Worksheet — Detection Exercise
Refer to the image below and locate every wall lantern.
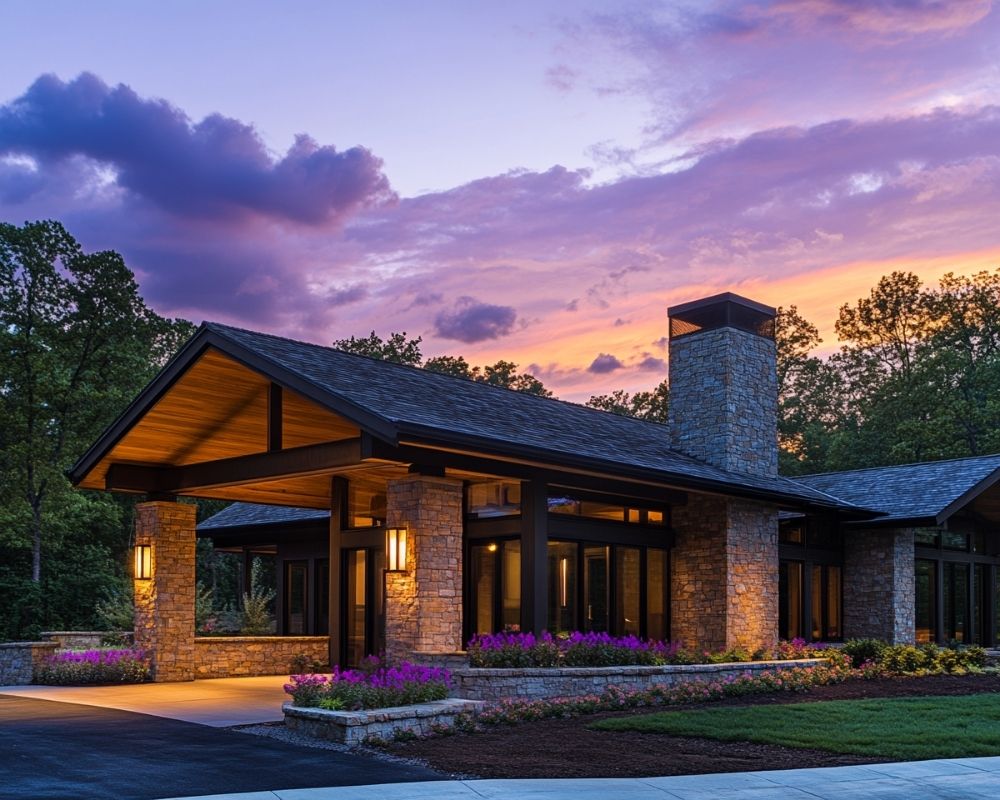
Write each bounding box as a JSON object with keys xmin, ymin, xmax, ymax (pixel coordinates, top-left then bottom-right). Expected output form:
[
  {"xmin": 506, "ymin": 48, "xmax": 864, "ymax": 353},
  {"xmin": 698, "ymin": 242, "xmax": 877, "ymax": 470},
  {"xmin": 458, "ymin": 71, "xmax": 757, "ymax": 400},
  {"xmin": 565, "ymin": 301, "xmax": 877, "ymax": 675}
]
[
  {"xmin": 134, "ymin": 544, "xmax": 152, "ymax": 580},
  {"xmin": 386, "ymin": 527, "xmax": 408, "ymax": 572}
]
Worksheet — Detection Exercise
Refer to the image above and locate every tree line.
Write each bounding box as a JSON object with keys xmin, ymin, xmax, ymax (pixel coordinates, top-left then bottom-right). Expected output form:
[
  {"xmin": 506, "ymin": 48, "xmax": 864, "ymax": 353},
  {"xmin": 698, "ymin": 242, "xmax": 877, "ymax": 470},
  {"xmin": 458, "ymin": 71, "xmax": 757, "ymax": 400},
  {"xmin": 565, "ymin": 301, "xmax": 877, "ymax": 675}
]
[{"xmin": 3, "ymin": 218, "xmax": 999, "ymax": 639}]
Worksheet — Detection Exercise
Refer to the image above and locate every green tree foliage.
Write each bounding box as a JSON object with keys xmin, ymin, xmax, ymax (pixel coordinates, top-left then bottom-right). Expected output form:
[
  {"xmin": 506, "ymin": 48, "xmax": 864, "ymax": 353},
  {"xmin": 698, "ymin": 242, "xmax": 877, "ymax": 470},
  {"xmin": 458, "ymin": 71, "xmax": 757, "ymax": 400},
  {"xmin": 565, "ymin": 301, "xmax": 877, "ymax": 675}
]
[
  {"xmin": 0, "ymin": 220, "xmax": 193, "ymax": 639},
  {"xmin": 585, "ymin": 380, "xmax": 670, "ymax": 422},
  {"xmin": 333, "ymin": 331, "xmax": 552, "ymax": 396},
  {"xmin": 780, "ymin": 269, "xmax": 1000, "ymax": 473}
]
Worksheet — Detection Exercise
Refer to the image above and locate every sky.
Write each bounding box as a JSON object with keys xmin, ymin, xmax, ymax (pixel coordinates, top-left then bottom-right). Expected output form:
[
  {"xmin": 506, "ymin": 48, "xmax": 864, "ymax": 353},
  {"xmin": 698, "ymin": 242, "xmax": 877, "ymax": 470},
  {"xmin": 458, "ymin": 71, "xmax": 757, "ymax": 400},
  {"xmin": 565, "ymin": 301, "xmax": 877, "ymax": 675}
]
[{"xmin": 1, "ymin": 0, "xmax": 999, "ymax": 402}]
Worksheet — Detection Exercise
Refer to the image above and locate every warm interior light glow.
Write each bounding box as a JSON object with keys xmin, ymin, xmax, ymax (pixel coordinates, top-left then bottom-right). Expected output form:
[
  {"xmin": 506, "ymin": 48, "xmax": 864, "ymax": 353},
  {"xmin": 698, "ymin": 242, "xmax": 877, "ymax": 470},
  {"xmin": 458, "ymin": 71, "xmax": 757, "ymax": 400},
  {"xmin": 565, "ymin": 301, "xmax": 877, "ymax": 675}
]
[
  {"xmin": 487, "ymin": 542, "xmax": 498, "ymax": 552},
  {"xmin": 386, "ymin": 527, "xmax": 408, "ymax": 572},
  {"xmin": 559, "ymin": 557, "xmax": 568, "ymax": 608},
  {"xmin": 134, "ymin": 544, "xmax": 152, "ymax": 580}
]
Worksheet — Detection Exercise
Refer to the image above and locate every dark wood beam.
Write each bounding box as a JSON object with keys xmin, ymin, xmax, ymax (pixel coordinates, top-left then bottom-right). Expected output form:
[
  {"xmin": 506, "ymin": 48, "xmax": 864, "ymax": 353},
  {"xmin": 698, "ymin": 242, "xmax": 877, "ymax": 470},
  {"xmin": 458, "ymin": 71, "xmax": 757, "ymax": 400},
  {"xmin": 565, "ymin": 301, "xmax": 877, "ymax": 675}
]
[
  {"xmin": 268, "ymin": 383, "xmax": 283, "ymax": 452},
  {"xmin": 369, "ymin": 439, "xmax": 688, "ymax": 507},
  {"xmin": 328, "ymin": 476, "xmax": 346, "ymax": 669},
  {"xmin": 106, "ymin": 437, "xmax": 365, "ymax": 494}
]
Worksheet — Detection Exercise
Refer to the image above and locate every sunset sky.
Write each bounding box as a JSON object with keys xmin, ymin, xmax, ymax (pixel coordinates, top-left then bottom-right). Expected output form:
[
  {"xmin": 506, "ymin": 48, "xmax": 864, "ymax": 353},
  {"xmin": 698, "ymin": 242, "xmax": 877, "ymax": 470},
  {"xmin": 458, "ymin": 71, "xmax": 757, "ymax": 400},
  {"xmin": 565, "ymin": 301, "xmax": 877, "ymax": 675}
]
[{"xmin": 2, "ymin": 0, "xmax": 999, "ymax": 401}]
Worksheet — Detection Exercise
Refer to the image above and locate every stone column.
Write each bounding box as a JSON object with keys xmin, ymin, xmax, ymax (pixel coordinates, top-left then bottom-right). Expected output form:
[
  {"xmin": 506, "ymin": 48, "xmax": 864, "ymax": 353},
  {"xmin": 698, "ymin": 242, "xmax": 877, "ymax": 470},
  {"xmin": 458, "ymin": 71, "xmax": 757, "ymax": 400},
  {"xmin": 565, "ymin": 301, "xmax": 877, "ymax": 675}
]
[
  {"xmin": 384, "ymin": 475, "xmax": 464, "ymax": 664},
  {"xmin": 671, "ymin": 494, "xmax": 778, "ymax": 652},
  {"xmin": 843, "ymin": 528, "xmax": 915, "ymax": 644},
  {"xmin": 134, "ymin": 501, "xmax": 197, "ymax": 682}
]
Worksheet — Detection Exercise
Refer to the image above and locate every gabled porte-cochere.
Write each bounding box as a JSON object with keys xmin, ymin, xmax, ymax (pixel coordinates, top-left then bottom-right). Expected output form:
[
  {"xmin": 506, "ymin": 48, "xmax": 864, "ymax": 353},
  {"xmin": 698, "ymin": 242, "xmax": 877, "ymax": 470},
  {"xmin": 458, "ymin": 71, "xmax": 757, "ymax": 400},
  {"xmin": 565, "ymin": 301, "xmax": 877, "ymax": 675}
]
[{"xmin": 71, "ymin": 293, "xmax": 1000, "ymax": 681}]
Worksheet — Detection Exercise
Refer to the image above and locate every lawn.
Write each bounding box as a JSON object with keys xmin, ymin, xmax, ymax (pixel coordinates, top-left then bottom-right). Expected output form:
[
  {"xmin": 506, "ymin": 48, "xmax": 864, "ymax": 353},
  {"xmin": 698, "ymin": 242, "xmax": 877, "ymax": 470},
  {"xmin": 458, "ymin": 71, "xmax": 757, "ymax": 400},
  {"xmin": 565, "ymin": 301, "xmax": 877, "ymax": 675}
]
[{"xmin": 591, "ymin": 693, "xmax": 1000, "ymax": 760}]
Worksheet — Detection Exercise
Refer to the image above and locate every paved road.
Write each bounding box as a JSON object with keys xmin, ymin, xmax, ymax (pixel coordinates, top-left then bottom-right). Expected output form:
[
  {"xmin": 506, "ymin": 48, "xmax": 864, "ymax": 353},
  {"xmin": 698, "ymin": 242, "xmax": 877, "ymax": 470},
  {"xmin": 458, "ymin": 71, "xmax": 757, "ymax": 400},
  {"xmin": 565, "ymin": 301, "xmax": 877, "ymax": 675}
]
[{"xmin": 0, "ymin": 696, "xmax": 438, "ymax": 800}]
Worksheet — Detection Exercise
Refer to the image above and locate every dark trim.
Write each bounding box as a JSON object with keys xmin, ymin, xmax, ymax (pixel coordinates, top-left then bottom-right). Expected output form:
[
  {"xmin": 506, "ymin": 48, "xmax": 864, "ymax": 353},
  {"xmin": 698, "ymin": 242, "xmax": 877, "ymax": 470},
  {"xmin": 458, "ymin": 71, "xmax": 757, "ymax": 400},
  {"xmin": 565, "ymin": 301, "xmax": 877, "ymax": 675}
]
[
  {"xmin": 106, "ymin": 438, "xmax": 365, "ymax": 493},
  {"xmin": 387, "ymin": 433, "xmax": 874, "ymax": 516},
  {"xmin": 521, "ymin": 480, "xmax": 548, "ymax": 635},
  {"xmin": 466, "ymin": 517, "xmax": 523, "ymax": 538},
  {"xmin": 328, "ymin": 477, "xmax": 346, "ymax": 668},
  {"xmin": 268, "ymin": 383, "xmax": 283, "ymax": 452},
  {"xmin": 668, "ymin": 292, "xmax": 775, "ymax": 318},
  {"xmin": 548, "ymin": 516, "xmax": 675, "ymax": 547}
]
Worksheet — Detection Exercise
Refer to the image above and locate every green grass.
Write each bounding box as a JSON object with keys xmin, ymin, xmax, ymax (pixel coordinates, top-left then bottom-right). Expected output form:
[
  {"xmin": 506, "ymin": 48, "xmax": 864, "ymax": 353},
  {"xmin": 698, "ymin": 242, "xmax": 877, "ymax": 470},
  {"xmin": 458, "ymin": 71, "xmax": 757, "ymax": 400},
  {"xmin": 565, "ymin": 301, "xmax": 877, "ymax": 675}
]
[{"xmin": 591, "ymin": 694, "xmax": 1000, "ymax": 760}]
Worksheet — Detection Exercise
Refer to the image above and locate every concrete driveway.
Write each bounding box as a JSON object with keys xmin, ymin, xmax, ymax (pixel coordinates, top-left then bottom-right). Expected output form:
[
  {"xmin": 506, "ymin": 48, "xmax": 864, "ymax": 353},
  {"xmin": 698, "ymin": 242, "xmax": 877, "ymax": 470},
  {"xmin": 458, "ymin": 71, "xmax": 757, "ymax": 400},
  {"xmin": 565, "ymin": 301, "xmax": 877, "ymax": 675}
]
[
  {"xmin": 0, "ymin": 695, "xmax": 439, "ymax": 800},
  {"xmin": 0, "ymin": 675, "xmax": 289, "ymax": 726}
]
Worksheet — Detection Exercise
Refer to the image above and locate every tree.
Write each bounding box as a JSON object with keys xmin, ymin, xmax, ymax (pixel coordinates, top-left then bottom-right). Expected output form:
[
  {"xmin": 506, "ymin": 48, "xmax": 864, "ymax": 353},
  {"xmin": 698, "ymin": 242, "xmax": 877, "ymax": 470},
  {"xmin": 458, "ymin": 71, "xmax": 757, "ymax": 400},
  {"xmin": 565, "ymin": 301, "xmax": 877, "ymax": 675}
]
[
  {"xmin": 0, "ymin": 220, "xmax": 193, "ymax": 624},
  {"xmin": 586, "ymin": 380, "xmax": 669, "ymax": 422},
  {"xmin": 332, "ymin": 330, "xmax": 423, "ymax": 365},
  {"xmin": 335, "ymin": 331, "xmax": 552, "ymax": 395}
]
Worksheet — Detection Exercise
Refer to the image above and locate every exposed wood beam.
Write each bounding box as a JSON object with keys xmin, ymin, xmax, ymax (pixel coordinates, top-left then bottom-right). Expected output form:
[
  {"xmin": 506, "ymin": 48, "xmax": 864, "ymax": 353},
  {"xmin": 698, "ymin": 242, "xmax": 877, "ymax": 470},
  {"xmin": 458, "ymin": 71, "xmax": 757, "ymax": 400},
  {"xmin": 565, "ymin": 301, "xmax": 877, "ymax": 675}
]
[
  {"xmin": 369, "ymin": 439, "xmax": 688, "ymax": 506},
  {"xmin": 268, "ymin": 383, "xmax": 283, "ymax": 452},
  {"xmin": 106, "ymin": 437, "xmax": 365, "ymax": 494}
]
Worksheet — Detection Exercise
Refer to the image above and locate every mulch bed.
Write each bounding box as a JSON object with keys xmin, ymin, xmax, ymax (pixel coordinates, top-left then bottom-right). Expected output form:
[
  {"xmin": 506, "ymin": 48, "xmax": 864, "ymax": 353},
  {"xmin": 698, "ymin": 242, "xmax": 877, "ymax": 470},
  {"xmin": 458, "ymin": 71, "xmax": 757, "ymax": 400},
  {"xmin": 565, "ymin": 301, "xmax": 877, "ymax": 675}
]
[{"xmin": 383, "ymin": 674, "xmax": 1000, "ymax": 778}]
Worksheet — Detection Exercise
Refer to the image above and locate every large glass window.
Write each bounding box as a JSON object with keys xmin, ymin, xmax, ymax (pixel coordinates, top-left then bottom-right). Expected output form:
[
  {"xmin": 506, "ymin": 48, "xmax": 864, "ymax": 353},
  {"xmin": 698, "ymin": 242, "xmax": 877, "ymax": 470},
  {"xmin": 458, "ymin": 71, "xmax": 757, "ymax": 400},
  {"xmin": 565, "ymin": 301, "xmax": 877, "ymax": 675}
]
[
  {"xmin": 943, "ymin": 562, "xmax": 969, "ymax": 642},
  {"xmin": 344, "ymin": 550, "xmax": 367, "ymax": 666},
  {"xmin": 583, "ymin": 545, "xmax": 609, "ymax": 632},
  {"xmin": 285, "ymin": 560, "xmax": 308, "ymax": 635},
  {"xmin": 615, "ymin": 547, "xmax": 641, "ymax": 636},
  {"xmin": 915, "ymin": 558, "xmax": 936, "ymax": 643},
  {"xmin": 779, "ymin": 561, "xmax": 803, "ymax": 640},
  {"xmin": 466, "ymin": 481, "xmax": 521, "ymax": 518},
  {"xmin": 468, "ymin": 541, "xmax": 522, "ymax": 635},
  {"xmin": 502, "ymin": 541, "xmax": 521, "ymax": 630},
  {"xmin": 470, "ymin": 545, "xmax": 496, "ymax": 635},
  {"xmin": 646, "ymin": 548, "xmax": 669, "ymax": 641},
  {"xmin": 548, "ymin": 541, "xmax": 578, "ymax": 633},
  {"xmin": 548, "ymin": 492, "xmax": 667, "ymax": 527},
  {"xmin": 348, "ymin": 478, "xmax": 386, "ymax": 528}
]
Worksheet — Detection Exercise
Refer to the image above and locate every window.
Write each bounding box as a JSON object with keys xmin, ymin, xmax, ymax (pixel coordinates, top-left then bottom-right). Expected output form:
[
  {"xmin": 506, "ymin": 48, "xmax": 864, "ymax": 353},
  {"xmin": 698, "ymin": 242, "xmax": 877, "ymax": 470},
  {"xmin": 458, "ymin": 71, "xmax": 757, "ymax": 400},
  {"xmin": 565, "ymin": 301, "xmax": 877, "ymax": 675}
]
[
  {"xmin": 467, "ymin": 540, "xmax": 522, "ymax": 635},
  {"xmin": 547, "ymin": 492, "xmax": 668, "ymax": 527},
  {"xmin": 466, "ymin": 481, "xmax": 521, "ymax": 518},
  {"xmin": 646, "ymin": 549, "xmax": 669, "ymax": 641},
  {"xmin": 284, "ymin": 561, "xmax": 308, "ymax": 635},
  {"xmin": 348, "ymin": 477, "xmax": 386, "ymax": 528},
  {"xmin": 915, "ymin": 559, "xmax": 936, "ymax": 643},
  {"xmin": 547, "ymin": 541, "xmax": 578, "ymax": 633},
  {"xmin": 943, "ymin": 562, "xmax": 969, "ymax": 642},
  {"xmin": 779, "ymin": 561, "xmax": 803, "ymax": 640}
]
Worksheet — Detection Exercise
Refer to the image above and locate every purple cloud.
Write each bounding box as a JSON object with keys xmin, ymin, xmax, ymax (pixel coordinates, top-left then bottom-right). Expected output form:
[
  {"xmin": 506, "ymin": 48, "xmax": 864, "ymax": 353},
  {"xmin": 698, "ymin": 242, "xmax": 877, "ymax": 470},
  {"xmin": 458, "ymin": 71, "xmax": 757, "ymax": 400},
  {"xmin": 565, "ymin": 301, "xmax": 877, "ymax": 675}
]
[
  {"xmin": 0, "ymin": 73, "xmax": 395, "ymax": 224},
  {"xmin": 434, "ymin": 297, "xmax": 518, "ymax": 343},
  {"xmin": 328, "ymin": 284, "xmax": 368, "ymax": 305},
  {"xmin": 588, "ymin": 353, "xmax": 624, "ymax": 373},
  {"xmin": 637, "ymin": 356, "xmax": 666, "ymax": 371}
]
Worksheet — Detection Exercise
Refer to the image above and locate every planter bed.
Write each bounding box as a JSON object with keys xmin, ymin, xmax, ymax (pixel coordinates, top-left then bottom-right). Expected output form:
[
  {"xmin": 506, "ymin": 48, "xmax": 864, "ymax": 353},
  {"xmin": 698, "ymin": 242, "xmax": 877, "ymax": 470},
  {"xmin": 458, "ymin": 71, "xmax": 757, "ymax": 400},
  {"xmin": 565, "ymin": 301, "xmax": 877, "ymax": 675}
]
[
  {"xmin": 451, "ymin": 658, "xmax": 828, "ymax": 701},
  {"xmin": 283, "ymin": 698, "xmax": 484, "ymax": 745}
]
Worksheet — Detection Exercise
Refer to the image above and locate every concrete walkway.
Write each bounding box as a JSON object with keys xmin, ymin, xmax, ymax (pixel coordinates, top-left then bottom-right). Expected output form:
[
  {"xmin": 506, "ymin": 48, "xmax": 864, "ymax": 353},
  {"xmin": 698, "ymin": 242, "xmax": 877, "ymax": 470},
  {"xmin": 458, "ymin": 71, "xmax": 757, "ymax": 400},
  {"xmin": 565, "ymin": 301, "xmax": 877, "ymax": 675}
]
[
  {"xmin": 0, "ymin": 675, "xmax": 289, "ymax": 726},
  {"xmin": 162, "ymin": 758, "xmax": 1000, "ymax": 799}
]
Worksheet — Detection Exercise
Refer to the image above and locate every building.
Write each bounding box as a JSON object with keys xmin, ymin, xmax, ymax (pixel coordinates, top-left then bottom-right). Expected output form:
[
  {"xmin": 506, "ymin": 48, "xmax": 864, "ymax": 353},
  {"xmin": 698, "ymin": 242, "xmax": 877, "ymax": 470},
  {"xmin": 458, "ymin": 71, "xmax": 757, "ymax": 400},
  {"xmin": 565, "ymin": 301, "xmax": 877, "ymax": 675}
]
[{"xmin": 69, "ymin": 293, "xmax": 1000, "ymax": 681}]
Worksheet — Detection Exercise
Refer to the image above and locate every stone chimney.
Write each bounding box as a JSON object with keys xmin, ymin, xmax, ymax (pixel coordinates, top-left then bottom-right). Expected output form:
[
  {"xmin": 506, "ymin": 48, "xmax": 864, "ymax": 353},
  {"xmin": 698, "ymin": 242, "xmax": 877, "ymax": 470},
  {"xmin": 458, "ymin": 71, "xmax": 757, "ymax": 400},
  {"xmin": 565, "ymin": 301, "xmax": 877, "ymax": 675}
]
[{"xmin": 667, "ymin": 292, "xmax": 778, "ymax": 477}]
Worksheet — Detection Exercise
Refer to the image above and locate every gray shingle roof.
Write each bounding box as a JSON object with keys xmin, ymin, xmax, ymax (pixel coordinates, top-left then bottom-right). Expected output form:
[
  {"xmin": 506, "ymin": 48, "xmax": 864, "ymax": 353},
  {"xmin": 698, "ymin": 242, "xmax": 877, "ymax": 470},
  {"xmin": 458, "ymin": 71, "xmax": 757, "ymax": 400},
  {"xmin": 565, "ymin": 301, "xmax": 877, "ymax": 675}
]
[
  {"xmin": 198, "ymin": 503, "xmax": 329, "ymax": 531},
  {"xmin": 204, "ymin": 322, "xmax": 863, "ymax": 512},
  {"xmin": 796, "ymin": 454, "xmax": 1000, "ymax": 525}
]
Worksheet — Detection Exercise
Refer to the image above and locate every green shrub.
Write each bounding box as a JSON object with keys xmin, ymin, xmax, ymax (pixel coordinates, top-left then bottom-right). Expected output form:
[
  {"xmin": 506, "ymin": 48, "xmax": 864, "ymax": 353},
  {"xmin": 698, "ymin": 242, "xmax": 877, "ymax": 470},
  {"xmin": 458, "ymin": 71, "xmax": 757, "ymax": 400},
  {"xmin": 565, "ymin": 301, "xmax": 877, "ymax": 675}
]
[
  {"xmin": 877, "ymin": 643, "xmax": 985, "ymax": 675},
  {"xmin": 34, "ymin": 648, "xmax": 149, "ymax": 685},
  {"xmin": 842, "ymin": 638, "xmax": 888, "ymax": 668},
  {"xmin": 240, "ymin": 557, "xmax": 275, "ymax": 635}
]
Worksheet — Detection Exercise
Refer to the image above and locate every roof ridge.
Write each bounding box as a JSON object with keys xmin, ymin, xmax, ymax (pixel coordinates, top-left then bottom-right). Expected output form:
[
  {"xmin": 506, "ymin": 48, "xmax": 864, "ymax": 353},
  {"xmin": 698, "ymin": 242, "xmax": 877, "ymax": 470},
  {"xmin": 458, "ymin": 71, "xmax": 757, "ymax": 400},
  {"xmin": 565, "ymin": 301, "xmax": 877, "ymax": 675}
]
[
  {"xmin": 797, "ymin": 452, "xmax": 1000, "ymax": 479},
  {"xmin": 203, "ymin": 320, "xmax": 679, "ymax": 434}
]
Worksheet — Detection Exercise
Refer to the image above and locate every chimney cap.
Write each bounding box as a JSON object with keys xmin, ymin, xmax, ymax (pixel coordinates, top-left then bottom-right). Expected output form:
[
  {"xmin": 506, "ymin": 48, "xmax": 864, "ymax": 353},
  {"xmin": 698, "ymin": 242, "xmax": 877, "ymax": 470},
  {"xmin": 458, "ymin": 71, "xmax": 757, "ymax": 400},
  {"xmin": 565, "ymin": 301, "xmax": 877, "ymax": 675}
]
[
  {"xmin": 667, "ymin": 291, "xmax": 776, "ymax": 318},
  {"xmin": 667, "ymin": 292, "xmax": 776, "ymax": 340}
]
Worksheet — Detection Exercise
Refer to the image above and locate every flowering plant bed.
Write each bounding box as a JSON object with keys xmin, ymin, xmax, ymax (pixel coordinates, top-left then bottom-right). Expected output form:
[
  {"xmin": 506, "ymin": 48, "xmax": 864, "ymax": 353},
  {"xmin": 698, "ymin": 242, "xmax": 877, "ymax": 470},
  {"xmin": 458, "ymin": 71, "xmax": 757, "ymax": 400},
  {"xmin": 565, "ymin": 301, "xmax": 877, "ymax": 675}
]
[
  {"xmin": 33, "ymin": 648, "xmax": 149, "ymax": 685},
  {"xmin": 284, "ymin": 660, "xmax": 451, "ymax": 710},
  {"xmin": 467, "ymin": 631, "xmax": 823, "ymax": 668}
]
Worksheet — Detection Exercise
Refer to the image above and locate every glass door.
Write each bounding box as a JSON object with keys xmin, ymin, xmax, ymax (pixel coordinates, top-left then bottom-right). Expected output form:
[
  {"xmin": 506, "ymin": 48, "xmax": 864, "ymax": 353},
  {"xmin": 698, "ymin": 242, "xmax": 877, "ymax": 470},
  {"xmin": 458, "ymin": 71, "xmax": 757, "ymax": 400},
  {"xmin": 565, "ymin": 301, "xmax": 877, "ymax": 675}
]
[{"xmin": 341, "ymin": 548, "xmax": 385, "ymax": 667}]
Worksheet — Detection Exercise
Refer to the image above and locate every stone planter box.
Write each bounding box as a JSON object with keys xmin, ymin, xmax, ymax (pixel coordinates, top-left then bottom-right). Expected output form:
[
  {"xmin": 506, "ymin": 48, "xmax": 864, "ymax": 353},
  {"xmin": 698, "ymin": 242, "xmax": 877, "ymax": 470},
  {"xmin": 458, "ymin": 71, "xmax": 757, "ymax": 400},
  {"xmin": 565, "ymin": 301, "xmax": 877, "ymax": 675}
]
[
  {"xmin": 194, "ymin": 635, "xmax": 328, "ymax": 678},
  {"xmin": 451, "ymin": 658, "xmax": 828, "ymax": 701},
  {"xmin": 283, "ymin": 698, "xmax": 484, "ymax": 745},
  {"xmin": 0, "ymin": 641, "xmax": 59, "ymax": 686}
]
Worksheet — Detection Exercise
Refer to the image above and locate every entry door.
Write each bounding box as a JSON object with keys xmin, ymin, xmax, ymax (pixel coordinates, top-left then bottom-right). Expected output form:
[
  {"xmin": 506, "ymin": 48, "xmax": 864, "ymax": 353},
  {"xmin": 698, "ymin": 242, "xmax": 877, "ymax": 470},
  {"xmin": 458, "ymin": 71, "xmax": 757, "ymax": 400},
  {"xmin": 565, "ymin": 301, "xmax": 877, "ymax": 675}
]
[{"xmin": 341, "ymin": 548, "xmax": 385, "ymax": 667}]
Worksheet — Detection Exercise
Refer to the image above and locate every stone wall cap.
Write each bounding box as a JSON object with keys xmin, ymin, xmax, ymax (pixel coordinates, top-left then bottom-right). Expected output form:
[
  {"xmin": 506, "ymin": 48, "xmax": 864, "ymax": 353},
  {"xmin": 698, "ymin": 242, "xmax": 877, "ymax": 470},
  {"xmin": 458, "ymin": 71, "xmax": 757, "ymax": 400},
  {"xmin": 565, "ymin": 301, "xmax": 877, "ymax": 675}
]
[
  {"xmin": 453, "ymin": 658, "xmax": 826, "ymax": 678},
  {"xmin": 0, "ymin": 641, "xmax": 59, "ymax": 649},
  {"xmin": 283, "ymin": 697, "xmax": 483, "ymax": 724},
  {"xmin": 195, "ymin": 636, "xmax": 329, "ymax": 643}
]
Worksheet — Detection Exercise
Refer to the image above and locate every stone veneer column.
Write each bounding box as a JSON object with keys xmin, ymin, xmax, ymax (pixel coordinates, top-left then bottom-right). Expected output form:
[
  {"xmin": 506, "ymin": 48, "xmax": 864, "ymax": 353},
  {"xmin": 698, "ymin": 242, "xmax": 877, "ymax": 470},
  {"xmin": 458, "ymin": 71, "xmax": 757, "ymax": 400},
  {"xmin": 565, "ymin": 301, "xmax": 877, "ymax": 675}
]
[
  {"xmin": 843, "ymin": 528, "xmax": 915, "ymax": 644},
  {"xmin": 134, "ymin": 501, "xmax": 196, "ymax": 682},
  {"xmin": 384, "ymin": 475, "xmax": 464, "ymax": 664},
  {"xmin": 671, "ymin": 494, "xmax": 778, "ymax": 652}
]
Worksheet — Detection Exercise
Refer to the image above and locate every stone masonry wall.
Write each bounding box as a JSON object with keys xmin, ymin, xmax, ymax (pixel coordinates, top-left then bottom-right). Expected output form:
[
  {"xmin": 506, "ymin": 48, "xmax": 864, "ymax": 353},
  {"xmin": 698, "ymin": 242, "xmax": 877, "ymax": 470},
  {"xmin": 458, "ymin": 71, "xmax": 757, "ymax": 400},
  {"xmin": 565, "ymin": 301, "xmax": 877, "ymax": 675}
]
[
  {"xmin": 194, "ymin": 636, "xmax": 329, "ymax": 678},
  {"xmin": 0, "ymin": 642, "xmax": 58, "ymax": 685},
  {"xmin": 843, "ymin": 528, "xmax": 915, "ymax": 644},
  {"xmin": 385, "ymin": 475, "xmax": 464, "ymax": 664},
  {"xmin": 452, "ymin": 659, "xmax": 825, "ymax": 702},
  {"xmin": 134, "ymin": 501, "xmax": 197, "ymax": 682},
  {"xmin": 668, "ymin": 326, "xmax": 778, "ymax": 477},
  {"xmin": 671, "ymin": 494, "xmax": 778, "ymax": 652},
  {"xmin": 727, "ymin": 500, "xmax": 779, "ymax": 649},
  {"xmin": 40, "ymin": 631, "xmax": 133, "ymax": 649}
]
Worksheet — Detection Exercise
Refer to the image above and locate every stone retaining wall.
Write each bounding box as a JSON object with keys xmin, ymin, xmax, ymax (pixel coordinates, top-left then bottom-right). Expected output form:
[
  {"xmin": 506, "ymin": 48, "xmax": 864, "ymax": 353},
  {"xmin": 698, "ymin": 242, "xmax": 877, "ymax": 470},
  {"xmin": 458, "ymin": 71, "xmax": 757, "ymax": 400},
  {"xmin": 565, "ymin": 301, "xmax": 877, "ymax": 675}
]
[
  {"xmin": 40, "ymin": 631, "xmax": 133, "ymax": 649},
  {"xmin": 283, "ymin": 698, "xmax": 484, "ymax": 745},
  {"xmin": 451, "ymin": 658, "xmax": 827, "ymax": 701},
  {"xmin": 193, "ymin": 636, "xmax": 329, "ymax": 678},
  {"xmin": 0, "ymin": 642, "xmax": 58, "ymax": 686}
]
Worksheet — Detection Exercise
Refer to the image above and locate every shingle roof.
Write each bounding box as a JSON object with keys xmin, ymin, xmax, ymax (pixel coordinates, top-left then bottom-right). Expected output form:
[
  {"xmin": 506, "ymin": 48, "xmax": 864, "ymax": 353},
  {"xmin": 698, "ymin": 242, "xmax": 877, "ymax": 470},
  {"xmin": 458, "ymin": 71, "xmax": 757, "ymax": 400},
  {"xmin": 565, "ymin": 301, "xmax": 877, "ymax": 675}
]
[
  {"xmin": 198, "ymin": 503, "xmax": 329, "ymax": 531},
  {"xmin": 203, "ymin": 322, "xmax": 865, "ymax": 512},
  {"xmin": 796, "ymin": 454, "xmax": 1000, "ymax": 525}
]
